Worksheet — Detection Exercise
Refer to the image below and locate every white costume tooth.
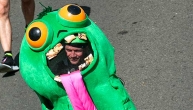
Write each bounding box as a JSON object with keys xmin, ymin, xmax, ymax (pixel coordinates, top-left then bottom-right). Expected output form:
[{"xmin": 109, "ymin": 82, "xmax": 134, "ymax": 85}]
[
  {"xmin": 78, "ymin": 33, "xmax": 87, "ymax": 40},
  {"xmin": 54, "ymin": 76, "xmax": 61, "ymax": 82},
  {"xmin": 46, "ymin": 49, "xmax": 56, "ymax": 60},
  {"xmin": 64, "ymin": 35, "xmax": 76, "ymax": 43},
  {"xmin": 84, "ymin": 54, "xmax": 93, "ymax": 65},
  {"xmin": 46, "ymin": 43, "xmax": 63, "ymax": 60},
  {"xmin": 78, "ymin": 54, "xmax": 93, "ymax": 70}
]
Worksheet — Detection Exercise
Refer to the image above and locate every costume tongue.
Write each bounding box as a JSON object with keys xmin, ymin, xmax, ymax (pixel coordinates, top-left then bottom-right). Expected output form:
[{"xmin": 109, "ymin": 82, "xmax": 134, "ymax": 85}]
[{"xmin": 60, "ymin": 70, "xmax": 97, "ymax": 110}]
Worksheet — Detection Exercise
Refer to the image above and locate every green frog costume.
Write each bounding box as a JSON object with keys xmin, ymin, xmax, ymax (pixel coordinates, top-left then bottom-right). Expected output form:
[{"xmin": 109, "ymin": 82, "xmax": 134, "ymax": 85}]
[{"xmin": 19, "ymin": 4, "xmax": 136, "ymax": 110}]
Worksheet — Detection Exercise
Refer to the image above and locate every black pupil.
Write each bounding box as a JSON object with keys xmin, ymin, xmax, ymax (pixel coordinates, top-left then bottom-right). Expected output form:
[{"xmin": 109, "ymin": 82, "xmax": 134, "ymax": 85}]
[
  {"xmin": 67, "ymin": 5, "xmax": 81, "ymax": 15},
  {"xmin": 29, "ymin": 27, "xmax": 41, "ymax": 41}
]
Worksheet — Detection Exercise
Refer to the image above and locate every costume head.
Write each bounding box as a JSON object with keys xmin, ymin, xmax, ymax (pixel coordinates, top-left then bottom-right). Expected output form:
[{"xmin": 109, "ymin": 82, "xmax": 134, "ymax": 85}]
[{"xmin": 19, "ymin": 4, "xmax": 136, "ymax": 110}]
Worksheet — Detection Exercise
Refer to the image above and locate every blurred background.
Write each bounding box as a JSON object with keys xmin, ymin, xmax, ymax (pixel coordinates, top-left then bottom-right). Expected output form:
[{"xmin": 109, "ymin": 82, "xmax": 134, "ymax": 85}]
[{"xmin": 0, "ymin": 0, "xmax": 193, "ymax": 109}]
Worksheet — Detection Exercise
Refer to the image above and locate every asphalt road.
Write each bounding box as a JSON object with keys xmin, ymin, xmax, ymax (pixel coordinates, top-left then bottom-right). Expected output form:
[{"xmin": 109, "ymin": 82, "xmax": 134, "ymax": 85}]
[{"xmin": 0, "ymin": 0, "xmax": 193, "ymax": 110}]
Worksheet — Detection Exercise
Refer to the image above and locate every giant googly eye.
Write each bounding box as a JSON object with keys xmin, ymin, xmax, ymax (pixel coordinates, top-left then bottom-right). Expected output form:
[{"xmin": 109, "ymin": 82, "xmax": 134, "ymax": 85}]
[
  {"xmin": 57, "ymin": 4, "xmax": 89, "ymax": 27},
  {"xmin": 26, "ymin": 21, "xmax": 53, "ymax": 51},
  {"xmin": 59, "ymin": 4, "xmax": 86, "ymax": 22}
]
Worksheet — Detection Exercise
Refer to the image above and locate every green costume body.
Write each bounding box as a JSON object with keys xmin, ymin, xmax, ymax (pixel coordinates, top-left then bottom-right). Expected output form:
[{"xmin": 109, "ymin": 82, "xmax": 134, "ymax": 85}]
[{"xmin": 19, "ymin": 4, "xmax": 136, "ymax": 110}]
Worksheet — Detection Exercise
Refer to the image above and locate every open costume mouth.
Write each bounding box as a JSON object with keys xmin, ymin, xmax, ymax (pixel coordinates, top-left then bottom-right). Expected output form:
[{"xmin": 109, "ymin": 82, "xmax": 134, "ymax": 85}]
[{"xmin": 46, "ymin": 33, "xmax": 94, "ymax": 82}]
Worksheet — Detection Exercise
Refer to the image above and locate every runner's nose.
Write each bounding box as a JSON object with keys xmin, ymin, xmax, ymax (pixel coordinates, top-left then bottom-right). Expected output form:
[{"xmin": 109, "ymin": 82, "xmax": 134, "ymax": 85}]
[{"xmin": 71, "ymin": 51, "xmax": 76, "ymax": 57}]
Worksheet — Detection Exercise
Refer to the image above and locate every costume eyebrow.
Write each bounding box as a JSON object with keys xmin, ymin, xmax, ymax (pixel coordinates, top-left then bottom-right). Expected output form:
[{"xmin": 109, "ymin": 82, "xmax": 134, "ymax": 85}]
[{"xmin": 57, "ymin": 30, "xmax": 68, "ymax": 37}]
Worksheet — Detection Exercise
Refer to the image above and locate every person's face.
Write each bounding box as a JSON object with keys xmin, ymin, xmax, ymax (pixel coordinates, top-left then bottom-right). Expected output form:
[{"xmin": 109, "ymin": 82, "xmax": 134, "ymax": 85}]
[{"xmin": 65, "ymin": 45, "xmax": 84, "ymax": 65}]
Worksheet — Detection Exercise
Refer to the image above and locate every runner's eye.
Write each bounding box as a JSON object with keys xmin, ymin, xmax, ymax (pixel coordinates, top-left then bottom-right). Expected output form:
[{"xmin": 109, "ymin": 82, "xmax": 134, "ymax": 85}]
[
  {"xmin": 75, "ymin": 50, "xmax": 83, "ymax": 53},
  {"xmin": 65, "ymin": 49, "xmax": 72, "ymax": 52}
]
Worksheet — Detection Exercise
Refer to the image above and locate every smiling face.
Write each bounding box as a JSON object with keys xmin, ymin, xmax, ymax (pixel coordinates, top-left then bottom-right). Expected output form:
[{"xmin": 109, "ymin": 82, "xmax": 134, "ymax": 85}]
[{"xmin": 65, "ymin": 45, "xmax": 85, "ymax": 65}]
